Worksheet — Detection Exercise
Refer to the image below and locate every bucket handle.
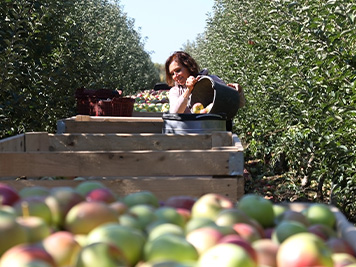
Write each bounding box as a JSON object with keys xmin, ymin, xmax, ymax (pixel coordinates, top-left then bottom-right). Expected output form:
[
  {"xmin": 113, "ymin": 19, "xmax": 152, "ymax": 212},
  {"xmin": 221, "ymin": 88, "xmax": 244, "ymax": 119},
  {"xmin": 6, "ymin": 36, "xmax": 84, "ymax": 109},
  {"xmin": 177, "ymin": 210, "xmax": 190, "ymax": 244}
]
[{"xmin": 196, "ymin": 113, "xmax": 223, "ymax": 119}]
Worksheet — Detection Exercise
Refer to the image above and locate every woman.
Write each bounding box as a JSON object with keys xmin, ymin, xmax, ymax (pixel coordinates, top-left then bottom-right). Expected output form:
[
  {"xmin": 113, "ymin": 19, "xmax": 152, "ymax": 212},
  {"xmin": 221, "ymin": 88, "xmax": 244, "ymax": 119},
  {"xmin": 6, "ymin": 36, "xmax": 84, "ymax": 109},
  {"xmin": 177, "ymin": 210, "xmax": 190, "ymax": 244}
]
[{"xmin": 165, "ymin": 51, "xmax": 245, "ymax": 115}]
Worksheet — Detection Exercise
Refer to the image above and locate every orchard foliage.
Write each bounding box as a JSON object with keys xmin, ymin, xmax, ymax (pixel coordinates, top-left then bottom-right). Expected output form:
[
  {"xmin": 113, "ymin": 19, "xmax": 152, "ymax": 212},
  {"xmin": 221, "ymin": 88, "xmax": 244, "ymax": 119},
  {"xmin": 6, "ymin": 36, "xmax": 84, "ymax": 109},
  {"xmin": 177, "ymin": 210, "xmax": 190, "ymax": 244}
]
[
  {"xmin": 186, "ymin": 0, "xmax": 356, "ymax": 219},
  {"xmin": 0, "ymin": 0, "xmax": 160, "ymax": 137}
]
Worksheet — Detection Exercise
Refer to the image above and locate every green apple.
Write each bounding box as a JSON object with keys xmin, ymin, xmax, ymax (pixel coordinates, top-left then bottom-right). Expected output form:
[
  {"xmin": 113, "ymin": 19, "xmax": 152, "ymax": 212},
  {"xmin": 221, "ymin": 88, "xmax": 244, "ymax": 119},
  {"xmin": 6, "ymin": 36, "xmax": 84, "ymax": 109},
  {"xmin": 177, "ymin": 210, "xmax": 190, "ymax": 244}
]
[
  {"xmin": 273, "ymin": 204, "xmax": 288, "ymax": 224},
  {"xmin": 192, "ymin": 103, "xmax": 204, "ymax": 114},
  {"xmin": 86, "ymin": 223, "xmax": 146, "ymax": 266},
  {"xmin": 42, "ymin": 231, "xmax": 81, "ymax": 267},
  {"xmin": 144, "ymin": 234, "xmax": 199, "ymax": 264},
  {"xmin": 16, "ymin": 216, "xmax": 51, "ymax": 243},
  {"xmin": 237, "ymin": 194, "xmax": 274, "ymax": 228},
  {"xmin": 272, "ymin": 220, "xmax": 308, "ymax": 244},
  {"xmin": 276, "ymin": 232, "xmax": 333, "ymax": 267},
  {"xmin": 129, "ymin": 204, "xmax": 158, "ymax": 230},
  {"xmin": 123, "ymin": 191, "xmax": 160, "ymax": 208},
  {"xmin": 0, "ymin": 215, "xmax": 28, "ymax": 256},
  {"xmin": 64, "ymin": 201, "xmax": 118, "ymax": 235},
  {"xmin": 154, "ymin": 206, "xmax": 186, "ymax": 228},
  {"xmin": 14, "ymin": 197, "xmax": 53, "ymax": 226},
  {"xmin": 75, "ymin": 242, "xmax": 128, "ymax": 267},
  {"xmin": 118, "ymin": 213, "xmax": 142, "ymax": 229},
  {"xmin": 215, "ymin": 208, "xmax": 251, "ymax": 227},
  {"xmin": 304, "ymin": 203, "xmax": 336, "ymax": 228},
  {"xmin": 185, "ymin": 217, "xmax": 217, "ymax": 234},
  {"xmin": 191, "ymin": 193, "xmax": 234, "ymax": 220},
  {"xmin": 148, "ymin": 223, "xmax": 185, "ymax": 242},
  {"xmin": 332, "ymin": 253, "xmax": 356, "ymax": 267},
  {"xmin": 75, "ymin": 181, "xmax": 107, "ymax": 197},
  {"xmin": 197, "ymin": 243, "xmax": 256, "ymax": 267},
  {"xmin": 19, "ymin": 186, "xmax": 50, "ymax": 198}
]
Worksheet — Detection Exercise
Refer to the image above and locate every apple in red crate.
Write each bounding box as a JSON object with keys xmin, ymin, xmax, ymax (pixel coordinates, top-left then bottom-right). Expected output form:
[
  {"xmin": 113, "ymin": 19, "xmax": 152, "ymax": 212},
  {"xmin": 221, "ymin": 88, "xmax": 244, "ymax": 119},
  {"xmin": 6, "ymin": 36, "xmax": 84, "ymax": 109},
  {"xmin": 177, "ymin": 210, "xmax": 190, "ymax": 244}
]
[
  {"xmin": 0, "ymin": 183, "xmax": 20, "ymax": 206},
  {"xmin": 64, "ymin": 201, "xmax": 118, "ymax": 235},
  {"xmin": 42, "ymin": 231, "xmax": 81, "ymax": 267},
  {"xmin": 191, "ymin": 193, "xmax": 234, "ymax": 220},
  {"xmin": 186, "ymin": 226, "xmax": 224, "ymax": 255},
  {"xmin": 0, "ymin": 216, "xmax": 28, "ymax": 256},
  {"xmin": 252, "ymin": 239, "xmax": 279, "ymax": 267},
  {"xmin": 276, "ymin": 232, "xmax": 333, "ymax": 267},
  {"xmin": 164, "ymin": 195, "xmax": 196, "ymax": 211},
  {"xmin": 75, "ymin": 242, "xmax": 128, "ymax": 267},
  {"xmin": 87, "ymin": 223, "xmax": 146, "ymax": 266},
  {"xmin": 197, "ymin": 243, "xmax": 256, "ymax": 267},
  {"xmin": 237, "ymin": 194, "xmax": 275, "ymax": 228},
  {"xmin": 86, "ymin": 187, "xmax": 117, "ymax": 203},
  {"xmin": 219, "ymin": 234, "xmax": 258, "ymax": 263},
  {"xmin": 0, "ymin": 244, "xmax": 56, "ymax": 267}
]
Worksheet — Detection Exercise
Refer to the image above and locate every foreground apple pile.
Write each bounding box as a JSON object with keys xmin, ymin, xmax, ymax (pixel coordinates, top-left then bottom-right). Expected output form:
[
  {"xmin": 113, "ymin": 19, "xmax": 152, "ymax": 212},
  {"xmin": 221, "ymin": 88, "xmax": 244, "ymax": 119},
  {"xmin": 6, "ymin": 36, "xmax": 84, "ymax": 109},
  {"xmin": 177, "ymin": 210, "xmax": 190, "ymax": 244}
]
[
  {"xmin": 1, "ymin": 181, "xmax": 356, "ymax": 267},
  {"xmin": 130, "ymin": 90, "xmax": 170, "ymax": 113}
]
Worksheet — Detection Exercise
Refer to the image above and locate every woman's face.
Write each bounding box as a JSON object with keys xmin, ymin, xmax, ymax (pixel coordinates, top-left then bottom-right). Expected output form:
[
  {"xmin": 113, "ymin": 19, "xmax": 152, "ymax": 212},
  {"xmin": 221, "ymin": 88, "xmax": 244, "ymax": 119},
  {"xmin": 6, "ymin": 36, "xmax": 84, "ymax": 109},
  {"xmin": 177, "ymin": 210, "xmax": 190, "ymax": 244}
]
[{"xmin": 169, "ymin": 59, "xmax": 191, "ymax": 86}]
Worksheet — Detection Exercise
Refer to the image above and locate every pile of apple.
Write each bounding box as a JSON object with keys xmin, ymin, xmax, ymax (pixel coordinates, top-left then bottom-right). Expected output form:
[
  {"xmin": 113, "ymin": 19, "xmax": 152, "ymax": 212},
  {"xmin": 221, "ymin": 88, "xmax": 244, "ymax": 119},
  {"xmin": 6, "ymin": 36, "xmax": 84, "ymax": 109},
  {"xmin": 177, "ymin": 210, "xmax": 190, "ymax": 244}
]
[
  {"xmin": 1, "ymin": 181, "xmax": 356, "ymax": 267},
  {"xmin": 130, "ymin": 90, "xmax": 170, "ymax": 113}
]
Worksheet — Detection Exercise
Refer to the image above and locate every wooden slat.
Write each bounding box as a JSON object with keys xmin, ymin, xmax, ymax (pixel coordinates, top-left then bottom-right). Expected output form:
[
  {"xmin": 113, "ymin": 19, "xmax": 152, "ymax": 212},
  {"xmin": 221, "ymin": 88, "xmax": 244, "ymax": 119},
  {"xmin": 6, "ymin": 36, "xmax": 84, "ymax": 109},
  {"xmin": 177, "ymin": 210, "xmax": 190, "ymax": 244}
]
[
  {"xmin": 0, "ymin": 134, "xmax": 25, "ymax": 152},
  {"xmin": 0, "ymin": 149, "xmax": 243, "ymax": 177},
  {"xmin": 46, "ymin": 132, "xmax": 231, "ymax": 152},
  {"xmin": 1, "ymin": 177, "xmax": 242, "ymax": 201},
  {"xmin": 57, "ymin": 115, "xmax": 164, "ymax": 134}
]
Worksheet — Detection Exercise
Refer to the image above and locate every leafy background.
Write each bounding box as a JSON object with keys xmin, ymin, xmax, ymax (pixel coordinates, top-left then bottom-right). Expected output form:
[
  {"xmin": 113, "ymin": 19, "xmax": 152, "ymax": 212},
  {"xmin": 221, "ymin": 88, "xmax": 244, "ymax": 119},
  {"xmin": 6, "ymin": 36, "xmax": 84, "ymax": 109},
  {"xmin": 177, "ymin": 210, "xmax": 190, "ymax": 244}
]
[{"xmin": 1, "ymin": 0, "xmax": 355, "ymax": 221}]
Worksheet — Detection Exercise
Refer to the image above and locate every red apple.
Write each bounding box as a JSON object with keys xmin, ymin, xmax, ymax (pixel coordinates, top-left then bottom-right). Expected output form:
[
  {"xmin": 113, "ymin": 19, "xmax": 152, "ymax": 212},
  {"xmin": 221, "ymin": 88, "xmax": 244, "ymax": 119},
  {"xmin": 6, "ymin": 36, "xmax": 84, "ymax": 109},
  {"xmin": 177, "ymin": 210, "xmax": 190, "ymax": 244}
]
[
  {"xmin": 186, "ymin": 226, "xmax": 224, "ymax": 255},
  {"xmin": 86, "ymin": 187, "xmax": 117, "ymax": 203},
  {"xmin": 308, "ymin": 223, "xmax": 337, "ymax": 241},
  {"xmin": 191, "ymin": 193, "xmax": 234, "ymax": 220},
  {"xmin": 164, "ymin": 195, "xmax": 196, "ymax": 211},
  {"xmin": 326, "ymin": 237, "xmax": 355, "ymax": 256},
  {"xmin": 0, "ymin": 183, "xmax": 20, "ymax": 206},
  {"xmin": 64, "ymin": 201, "xmax": 118, "ymax": 235},
  {"xmin": 276, "ymin": 232, "xmax": 333, "ymax": 267},
  {"xmin": 252, "ymin": 239, "xmax": 279, "ymax": 267},
  {"xmin": 232, "ymin": 222, "xmax": 262, "ymax": 243},
  {"xmin": 219, "ymin": 234, "xmax": 258, "ymax": 263},
  {"xmin": 42, "ymin": 231, "xmax": 81, "ymax": 267},
  {"xmin": 0, "ymin": 244, "xmax": 56, "ymax": 267}
]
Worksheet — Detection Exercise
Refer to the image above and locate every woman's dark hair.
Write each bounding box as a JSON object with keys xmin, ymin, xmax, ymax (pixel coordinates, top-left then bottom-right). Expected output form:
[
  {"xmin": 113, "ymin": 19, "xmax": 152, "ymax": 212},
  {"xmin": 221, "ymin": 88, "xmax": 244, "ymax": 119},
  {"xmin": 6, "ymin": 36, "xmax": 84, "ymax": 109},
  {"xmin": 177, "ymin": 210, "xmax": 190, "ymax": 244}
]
[{"xmin": 165, "ymin": 51, "xmax": 200, "ymax": 86}]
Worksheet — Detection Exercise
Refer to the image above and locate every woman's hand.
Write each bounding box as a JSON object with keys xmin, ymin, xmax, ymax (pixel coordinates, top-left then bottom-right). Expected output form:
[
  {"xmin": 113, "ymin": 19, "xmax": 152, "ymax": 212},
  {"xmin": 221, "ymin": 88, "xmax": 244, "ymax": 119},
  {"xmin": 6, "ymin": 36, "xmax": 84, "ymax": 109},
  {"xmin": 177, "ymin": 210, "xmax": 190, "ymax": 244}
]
[{"xmin": 186, "ymin": 76, "xmax": 198, "ymax": 91}]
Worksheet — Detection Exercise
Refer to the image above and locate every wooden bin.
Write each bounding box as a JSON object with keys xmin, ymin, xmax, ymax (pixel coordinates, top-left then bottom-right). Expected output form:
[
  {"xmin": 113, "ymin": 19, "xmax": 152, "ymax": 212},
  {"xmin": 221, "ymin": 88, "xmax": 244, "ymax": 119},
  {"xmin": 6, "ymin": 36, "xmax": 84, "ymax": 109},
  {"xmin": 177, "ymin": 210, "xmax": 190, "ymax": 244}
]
[{"xmin": 0, "ymin": 131, "xmax": 244, "ymax": 201}]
